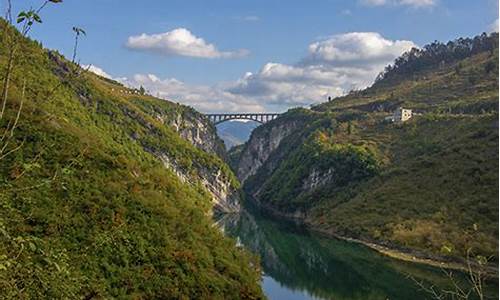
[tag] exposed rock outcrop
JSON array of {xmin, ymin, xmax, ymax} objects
[
  {"xmin": 237, "ymin": 120, "xmax": 302, "ymax": 183},
  {"xmin": 166, "ymin": 111, "xmax": 240, "ymax": 213},
  {"xmin": 126, "ymin": 103, "xmax": 240, "ymax": 213},
  {"xmin": 157, "ymin": 108, "xmax": 226, "ymax": 158},
  {"xmin": 302, "ymin": 168, "xmax": 334, "ymax": 191},
  {"xmin": 158, "ymin": 154, "xmax": 240, "ymax": 213}
]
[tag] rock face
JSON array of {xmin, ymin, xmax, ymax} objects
[
  {"xmin": 158, "ymin": 154, "xmax": 240, "ymax": 213},
  {"xmin": 135, "ymin": 104, "xmax": 240, "ymax": 213},
  {"xmin": 158, "ymin": 108, "xmax": 226, "ymax": 158},
  {"xmin": 167, "ymin": 110, "xmax": 239, "ymax": 213},
  {"xmin": 233, "ymin": 108, "xmax": 341, "ymax": 218},
  {"xmin": 237, "ymin": 120, "xmax": 302, "ymax": 183},
  {"xmin": 302, "ymin": 168, "xmax": 334, "ymax": 191},
  {"xmin": 199, "ymin": 168, "xmax": 240, "ymax": 212}
]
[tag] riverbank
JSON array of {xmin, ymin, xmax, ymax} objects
[
  {"xmin": 249, "ymin": 198, "xmax": 499, "ymax": 277},
  {"xmin": 311, "ymin": 227, "xmax": 498, "ymax": 277}
]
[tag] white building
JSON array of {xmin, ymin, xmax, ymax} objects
[{"xmin": 385, "ymin": 107, "xmax": 413, "ymax": 123}]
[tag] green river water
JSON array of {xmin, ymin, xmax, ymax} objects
[{"xmin": 215, "ymin": 205, "xmax": 498, "ymax": 300}]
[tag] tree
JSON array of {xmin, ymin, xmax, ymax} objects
[
  {"xmin": 455, "ymin": 62, "xmax": 463, "ymax": 75},
  {"xmin": 375, "ymin": 33, "xmax": 499, "ymax": 83},
  {"xmin": 468, "ymin": 75, "xmax": 477, "ymax": 86}
]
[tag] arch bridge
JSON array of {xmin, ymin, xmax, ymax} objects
[{"xmin": 206, "ymin": 113, "xmax": 281, "ymax": 125}]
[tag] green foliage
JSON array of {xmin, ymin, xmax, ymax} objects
[
  {"xmin": 257, "ymin": 131, "xmax": 380, "ymax": 211},
  {"xmin": 17, "ymin": 11, "xmax": 42, "ymax": 25},
  {"xmin": 0, "ymin": 18, "xmax": 262, "ymax": 299},
  {"xmin": 239, "ymin": 33, "xmax": 499, "ymax": 265},
  {"xmin": 227, "ymin": 144, "xmax": 245, "ymax": 171},
  {"xmin": 375, "ymin": 33, "xmax": 498, "ymax": 83},
  {"xmin": 314, "ymin": 115, "xmax": 499, "ymax": 260}
]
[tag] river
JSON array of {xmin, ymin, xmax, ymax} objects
[{"xmin": 215, "ymin": 205, "xmax": 498, "ymax": 300}]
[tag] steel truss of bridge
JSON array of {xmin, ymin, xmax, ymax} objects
[{"xmin": 205, "ymin": 113, "xmax": 281, "ymax": 125}]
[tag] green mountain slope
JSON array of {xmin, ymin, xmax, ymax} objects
[
  {"xmin": 0, "ymin": 21, "xmax": 262, "ymax": 298},
  {"xmin": 235, "ymin": 33, "xmax": 499, "ymax": 265}
]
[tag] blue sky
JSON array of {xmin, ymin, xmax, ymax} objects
[{"xmin": 4, "ymin": 0, "xmax": 499, "ymax": 112}]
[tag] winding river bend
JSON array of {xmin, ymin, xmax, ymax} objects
[{"xmin": 215, "ymin": 205, "xmax": 498, "ymax": 300}]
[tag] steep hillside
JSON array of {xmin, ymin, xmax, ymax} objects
[
  {"xmin": 0, "ymin": 21, "xmax": 262, "ymax": 298},
  {"xmin": 314, "ymin": 33, "xmax": 498, "ymax": 115},
  {"xmin": 235, "ymin": 33, "xmax": 499, "ymax": 266}
]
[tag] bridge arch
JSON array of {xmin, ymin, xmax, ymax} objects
[{"xmin": 205, "ymin": 113, "xmax": 280, "ymax": 125}]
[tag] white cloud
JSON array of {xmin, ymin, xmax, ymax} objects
[
  {"xmin": 398, "ymin": 0, "xmax": 436, "ymax": 7},
  {"xmin": 304, "ymin": 32, "xmax": 415, "ymax": 66},
  {"xmin": 361, "ymin": 0, "xmax": 436, "ymax": 8},
  {"xmin": 489, "ymin": 19, "xmax": 499, "ymax": 33},
  {"xmin": 120, "ymin": 74, "xmax": 264, "ymax": 113},
  {"xmin": 83, "ymin": 64, "xmax": 112, "ymax": 79},
  {"xmin": 100, "ymin": 32, "xmax": 415, "ymax": 113},
  {"xmin": 126, "ymin": 28, "xmax": 249, "ymax": 58},
  {"xmin": 78, "ymin": 65, "xmax": 260, "ymax": 113},
  {"xmin": 119, "ymin": 32, "xmax": 415, "ymax": 113},
  {"xmin": 226, "ymin": 32, "xmax": 415, "ymax": 109}
]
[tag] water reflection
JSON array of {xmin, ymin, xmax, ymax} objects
[{"xmin": 215, "ymin": 209, "xmax": 497, "ymax": 300}]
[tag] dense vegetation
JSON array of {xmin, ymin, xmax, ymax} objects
[
  {"xmin": 375, "ymin": 33, "xmax": 498, "ymax": 84},
  {"xmin": 0, "ymin": 19, "xmax": 262, "ymax": 298},
  {"xmin": 238, "ymin": 33, "xmax": 499, "ymax": 265},
  {"xmin": 258, "ymin": 130, "xmax": 380, "ymax": 211}
]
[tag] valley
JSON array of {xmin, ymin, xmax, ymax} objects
[
  {"xmin": 228, "ymin": 33, "xmax": 499, "ymax": 273},
  {"xmin": 0, "ymin": 2, "xmax": 498, "ymax": 299}
]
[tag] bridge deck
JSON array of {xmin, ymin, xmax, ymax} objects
[{"xmin": 205, "ymin": 113, "xmax": 281, "ymax": 125}]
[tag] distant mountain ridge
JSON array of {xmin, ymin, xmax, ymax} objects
[{"xmin": 216, "ymin": 120, "xmax": 260, "ymax": 149}]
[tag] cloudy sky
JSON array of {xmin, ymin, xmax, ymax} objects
[{"xmin": 8, "ymin": 0, "xmax": 499, "ymax": 112}]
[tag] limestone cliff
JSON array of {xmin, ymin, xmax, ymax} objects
[
  {"xmin": 128, "ymin": 102, "xmax": 240, "ymax": 213},
  {"xmin": 237, "ymin": 120, "xmax": 302, "ymax": 183},
  {"xmin": 234, "ymin": 108, "xmax": 330, "ymax": 205},
  {"xmin": 162, "ymin": 108, "xmax": 226, "ymax": 158},
  {"xmin": 158, "ymin": 154, "xmax": 240, "ymax": 212}
]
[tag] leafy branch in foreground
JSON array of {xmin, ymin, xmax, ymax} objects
[
  {"xmin": 71, "ymin": 26, "xmax": 86, "ymax": 63},
  {"xmin": 44, "ymin": 26, "xmax": 88, "ymax": 101},
  {"xmin": 0, "ymin": 0, "xmax": 62, "ymax": 165}
]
